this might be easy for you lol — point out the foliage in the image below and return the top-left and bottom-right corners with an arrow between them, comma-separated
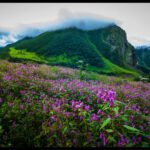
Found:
0,60 -> 149,147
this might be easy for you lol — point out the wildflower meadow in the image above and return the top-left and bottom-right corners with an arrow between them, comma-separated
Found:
0,60 -> 149,147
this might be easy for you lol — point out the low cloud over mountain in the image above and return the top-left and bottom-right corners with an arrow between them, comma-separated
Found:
0,16 -> 116,47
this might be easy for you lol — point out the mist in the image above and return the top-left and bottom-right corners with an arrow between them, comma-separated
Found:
0,15 -> 116,47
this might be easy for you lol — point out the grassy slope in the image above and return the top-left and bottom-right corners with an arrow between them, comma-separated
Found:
0,28 -> 139,77
9,47 -> 139,77
85,35 -> 139,76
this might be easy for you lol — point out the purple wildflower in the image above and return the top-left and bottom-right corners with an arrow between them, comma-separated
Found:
84,105 -> 90,111
91,113 -> 99,121
3,74 -> 12,81
97,109 -> 101,115
103,137 -> 107,146
0,98 -> 3,103
43,105 -> 47,112
20,105 -> 24,110
8,102 -> 14,107
48,121 -> 51,126
138,136 -> 142,142
99,133 -> 104,139
51,115 -> 56,121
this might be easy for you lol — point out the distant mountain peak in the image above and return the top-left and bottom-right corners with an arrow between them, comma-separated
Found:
136,45 -> 150,50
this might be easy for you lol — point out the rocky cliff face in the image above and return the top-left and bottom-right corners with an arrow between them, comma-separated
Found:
135,46 -> 150,73
88,25 -> 137,67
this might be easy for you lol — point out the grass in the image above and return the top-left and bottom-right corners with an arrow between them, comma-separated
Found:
9,47 -> 139,78
9,47 -> 47,63
85,37 -> 139,77
9,47 -> 76,65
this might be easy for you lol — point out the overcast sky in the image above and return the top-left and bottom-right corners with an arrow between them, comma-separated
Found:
0,3 -> 150,46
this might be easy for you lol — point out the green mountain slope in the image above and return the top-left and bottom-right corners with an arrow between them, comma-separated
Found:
0,26 -> 139,76
135,46 -> 150,73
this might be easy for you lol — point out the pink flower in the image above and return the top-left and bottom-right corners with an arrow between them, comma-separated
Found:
99,133 -> 104,139
99,132 -> 107,145
3,74 -> 12,81
71,101 -> 83,110
20,105 -> 24,110
60,87 -> 65,92
97,90 -> 102,97
138,136 -> 142,142
97,109 -> 101,114
8,102 -> 14,107
48,121 -> 51,126
97,89 -> 116,107
71,101 -> 75,108
115,113 -> 119,118
0,98 -> 3,103
75,102 -> 83,109
20,90 -> 26,95
90,113 -> 99,121
108,90 -> 116,107
103,137 -> 107,146
84,105 -> 90,111
107,115 -> 111,118
51,115 -> 56,121
43,105 -> 47,112
65,112 -> 71,118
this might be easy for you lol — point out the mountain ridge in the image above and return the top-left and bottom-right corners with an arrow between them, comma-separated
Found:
0,25 -> 141,76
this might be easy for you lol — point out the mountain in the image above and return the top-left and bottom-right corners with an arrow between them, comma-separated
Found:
87,25 -> 137,67
135,46 -> 150,73
0,25 -> 139,76
0,17 -> 115,47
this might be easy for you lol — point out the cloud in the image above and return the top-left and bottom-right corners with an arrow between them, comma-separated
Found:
0,9 -> 128,47
0,34 -> 18,47
55,8 -> 121,30
128,36 -> 150,46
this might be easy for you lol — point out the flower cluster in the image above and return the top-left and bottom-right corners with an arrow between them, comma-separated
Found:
97,89 -> 116,107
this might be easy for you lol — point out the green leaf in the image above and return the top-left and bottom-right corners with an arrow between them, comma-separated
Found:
0,126 -> 3,134
64,104 -> 70,107
100,118 -> 111,130
126,143 -> 134,147
62,127 -> 68,134
102,103 -> 109,111
82,111 -> 87,116
114,100 -> 123,105
69,122 -> 74,127
140,133 -> 149,137
97,104 -> 102,109
53,134 -> 58,138
83,142 -> 88,146
113,106 -> 119,114
122,115 -> 128,122
106,129 -> 114,133
123,125 -> 140,132
142,142 -> 149,147
108,136 -> 116,143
